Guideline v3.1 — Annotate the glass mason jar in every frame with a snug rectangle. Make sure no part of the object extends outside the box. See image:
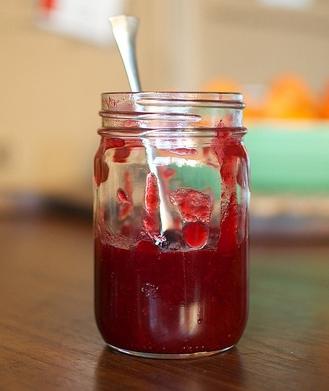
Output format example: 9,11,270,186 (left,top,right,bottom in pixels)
94,92,249,359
